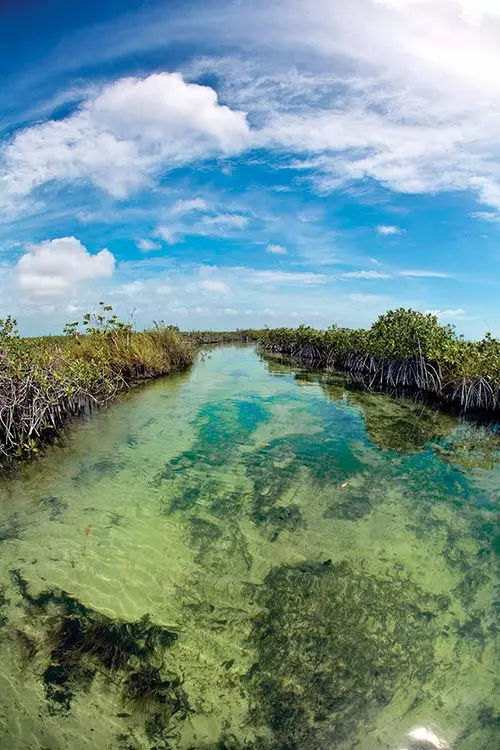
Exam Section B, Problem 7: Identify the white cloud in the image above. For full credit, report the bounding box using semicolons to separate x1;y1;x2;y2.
468;211;500;222
199;279;230;294
169;198;208;216
248;270;326;285
16;236;114;297
267;243;288;254
156;227;177;245
426;307;466;319
201;213;248;229
156;284;173;296
9;2;500;219
341;270;392;279
121;281;145;295
399;269;452;278
0;73;249;214
187;0;500;211
137;238;161;252
376;225;402;236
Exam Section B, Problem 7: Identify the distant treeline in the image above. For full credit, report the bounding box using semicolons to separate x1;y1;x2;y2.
258;309;500;417
182;329;260;344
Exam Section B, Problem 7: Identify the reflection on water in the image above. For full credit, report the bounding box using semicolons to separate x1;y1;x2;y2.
0;346;499;749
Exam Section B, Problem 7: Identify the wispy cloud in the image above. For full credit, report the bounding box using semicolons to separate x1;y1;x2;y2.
267;243;287;255
201;213;248;229
169;198;208;216
156;227;177;245
399;270;452;279
341;270;392;279
376;225;402;236
137;238;161;252
467;211;500;223
199;279;230;294
426;308;466;319
247;270;326;285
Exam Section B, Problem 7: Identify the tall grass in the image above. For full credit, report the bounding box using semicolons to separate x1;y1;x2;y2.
0;314;194;464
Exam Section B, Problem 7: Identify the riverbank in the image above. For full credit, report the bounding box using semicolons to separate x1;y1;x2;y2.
258;309;500;419
0;318;194;465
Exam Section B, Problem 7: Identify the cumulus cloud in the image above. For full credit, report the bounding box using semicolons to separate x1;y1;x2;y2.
376;225;402;236
199;279;230;294
16;236;115;297
267;243;287;254
0;73;249;214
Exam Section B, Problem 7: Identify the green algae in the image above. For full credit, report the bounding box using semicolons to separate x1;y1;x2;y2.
245;559;443;750
8;577;186;740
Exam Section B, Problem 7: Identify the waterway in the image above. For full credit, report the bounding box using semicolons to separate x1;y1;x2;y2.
0;346;499;749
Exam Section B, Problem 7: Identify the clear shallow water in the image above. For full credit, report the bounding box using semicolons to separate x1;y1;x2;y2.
0;345;499;750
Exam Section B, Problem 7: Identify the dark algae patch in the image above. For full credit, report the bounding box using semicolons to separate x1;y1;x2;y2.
40;495;68;521
245;560;442;750
10;576;188;741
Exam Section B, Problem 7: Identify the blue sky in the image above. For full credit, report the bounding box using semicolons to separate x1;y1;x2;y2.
1;0;500;336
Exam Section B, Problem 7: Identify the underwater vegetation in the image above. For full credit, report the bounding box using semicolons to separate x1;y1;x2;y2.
245;559;445;750
7;572;188;742
243;422;363;535
39;495;68;521
153;398;270;495
0;512;24;543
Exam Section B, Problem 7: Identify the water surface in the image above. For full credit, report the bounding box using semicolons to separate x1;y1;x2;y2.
0;346;499;749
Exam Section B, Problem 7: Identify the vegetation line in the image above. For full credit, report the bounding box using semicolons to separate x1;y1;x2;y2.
0;304;195;466
2;306;499;466
258;309;500;419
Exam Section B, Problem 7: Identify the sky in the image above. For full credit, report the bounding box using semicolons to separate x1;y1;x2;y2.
1;0;500;337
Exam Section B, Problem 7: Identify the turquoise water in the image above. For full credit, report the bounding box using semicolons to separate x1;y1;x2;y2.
0;345;499;749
